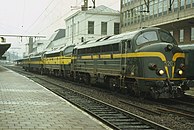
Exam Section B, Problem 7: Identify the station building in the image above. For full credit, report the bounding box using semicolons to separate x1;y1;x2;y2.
26;5;120;56
65;5;120;45
120;0;194;44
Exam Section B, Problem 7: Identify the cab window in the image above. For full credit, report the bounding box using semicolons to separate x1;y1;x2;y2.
159;30;176;44
136;31;158;45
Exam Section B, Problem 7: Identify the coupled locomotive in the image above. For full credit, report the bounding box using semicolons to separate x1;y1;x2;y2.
22;45;75;77
178;44;194;80
19;27;189;99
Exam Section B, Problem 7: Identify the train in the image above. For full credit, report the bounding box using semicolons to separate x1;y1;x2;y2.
179;44;194;80
17;27;190;99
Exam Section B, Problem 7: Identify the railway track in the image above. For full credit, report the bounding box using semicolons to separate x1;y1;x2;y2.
6;65;170;130
35;76;169;130
170;96;194;107
119;98;194;120
119;99;161;116
156;100;194;120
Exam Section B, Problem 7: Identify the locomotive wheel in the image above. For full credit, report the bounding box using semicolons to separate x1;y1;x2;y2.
109;78;119;92
84;74;90;85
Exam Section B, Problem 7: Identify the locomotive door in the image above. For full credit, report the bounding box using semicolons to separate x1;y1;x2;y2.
120;40;131;75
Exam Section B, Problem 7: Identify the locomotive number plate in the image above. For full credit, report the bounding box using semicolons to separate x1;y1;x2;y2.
165;61;175;67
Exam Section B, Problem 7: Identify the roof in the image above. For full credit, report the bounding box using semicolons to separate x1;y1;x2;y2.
0;43;11;57
76;27;161;49
76;30;139;49
65;5;119;21
45;44;75;55
86;5;119;14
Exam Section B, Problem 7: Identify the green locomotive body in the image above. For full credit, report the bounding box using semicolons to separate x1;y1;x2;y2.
72;27;188;98
18;27;189;98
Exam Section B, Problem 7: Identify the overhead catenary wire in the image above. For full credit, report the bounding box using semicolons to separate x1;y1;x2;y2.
21;0;26;28
37;0;120;37
37;1;83;34
25;0;55;33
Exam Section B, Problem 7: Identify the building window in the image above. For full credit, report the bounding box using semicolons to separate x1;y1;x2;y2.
173;0;178;12
153;0;158;17
186;0;191;8
124;11;127;26
180;0;185;10
127;10;131;25
158;0;163;16
163;0;168;15
133;8;137;23
67;26;69;37
149;1;153;18
88;21;94;34
191;28;194;41
130;9;134;24
180;29;184;42
193;0;194;7
77;21;79;34
114;23;120;35
101;22;107;35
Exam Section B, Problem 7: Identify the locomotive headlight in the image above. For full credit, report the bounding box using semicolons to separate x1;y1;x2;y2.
177;69;183;75
157;69;165;76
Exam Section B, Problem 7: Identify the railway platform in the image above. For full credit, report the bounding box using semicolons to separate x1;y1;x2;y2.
185;87;194;96
0;65;111;130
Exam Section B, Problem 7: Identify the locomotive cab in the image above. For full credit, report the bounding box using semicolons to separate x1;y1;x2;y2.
131;28;188;98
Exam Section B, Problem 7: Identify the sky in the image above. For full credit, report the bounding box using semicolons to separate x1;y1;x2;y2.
0;0;120;57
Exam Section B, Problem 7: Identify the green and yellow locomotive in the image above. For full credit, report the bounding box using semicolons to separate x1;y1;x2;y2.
20;45;75;77
72;27;189;98
18;27;189;99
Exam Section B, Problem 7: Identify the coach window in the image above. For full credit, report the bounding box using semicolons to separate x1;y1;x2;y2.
136;31;158;45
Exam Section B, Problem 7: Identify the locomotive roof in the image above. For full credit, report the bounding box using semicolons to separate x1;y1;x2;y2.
30;55;41;58
76;27;160;49
45;45;75;55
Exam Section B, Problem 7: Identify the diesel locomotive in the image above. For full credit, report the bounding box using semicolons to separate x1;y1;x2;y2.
179;44;194;80
19;27;189;99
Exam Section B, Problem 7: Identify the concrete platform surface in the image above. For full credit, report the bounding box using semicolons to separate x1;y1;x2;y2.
0;65;111;130
185;87;194;96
